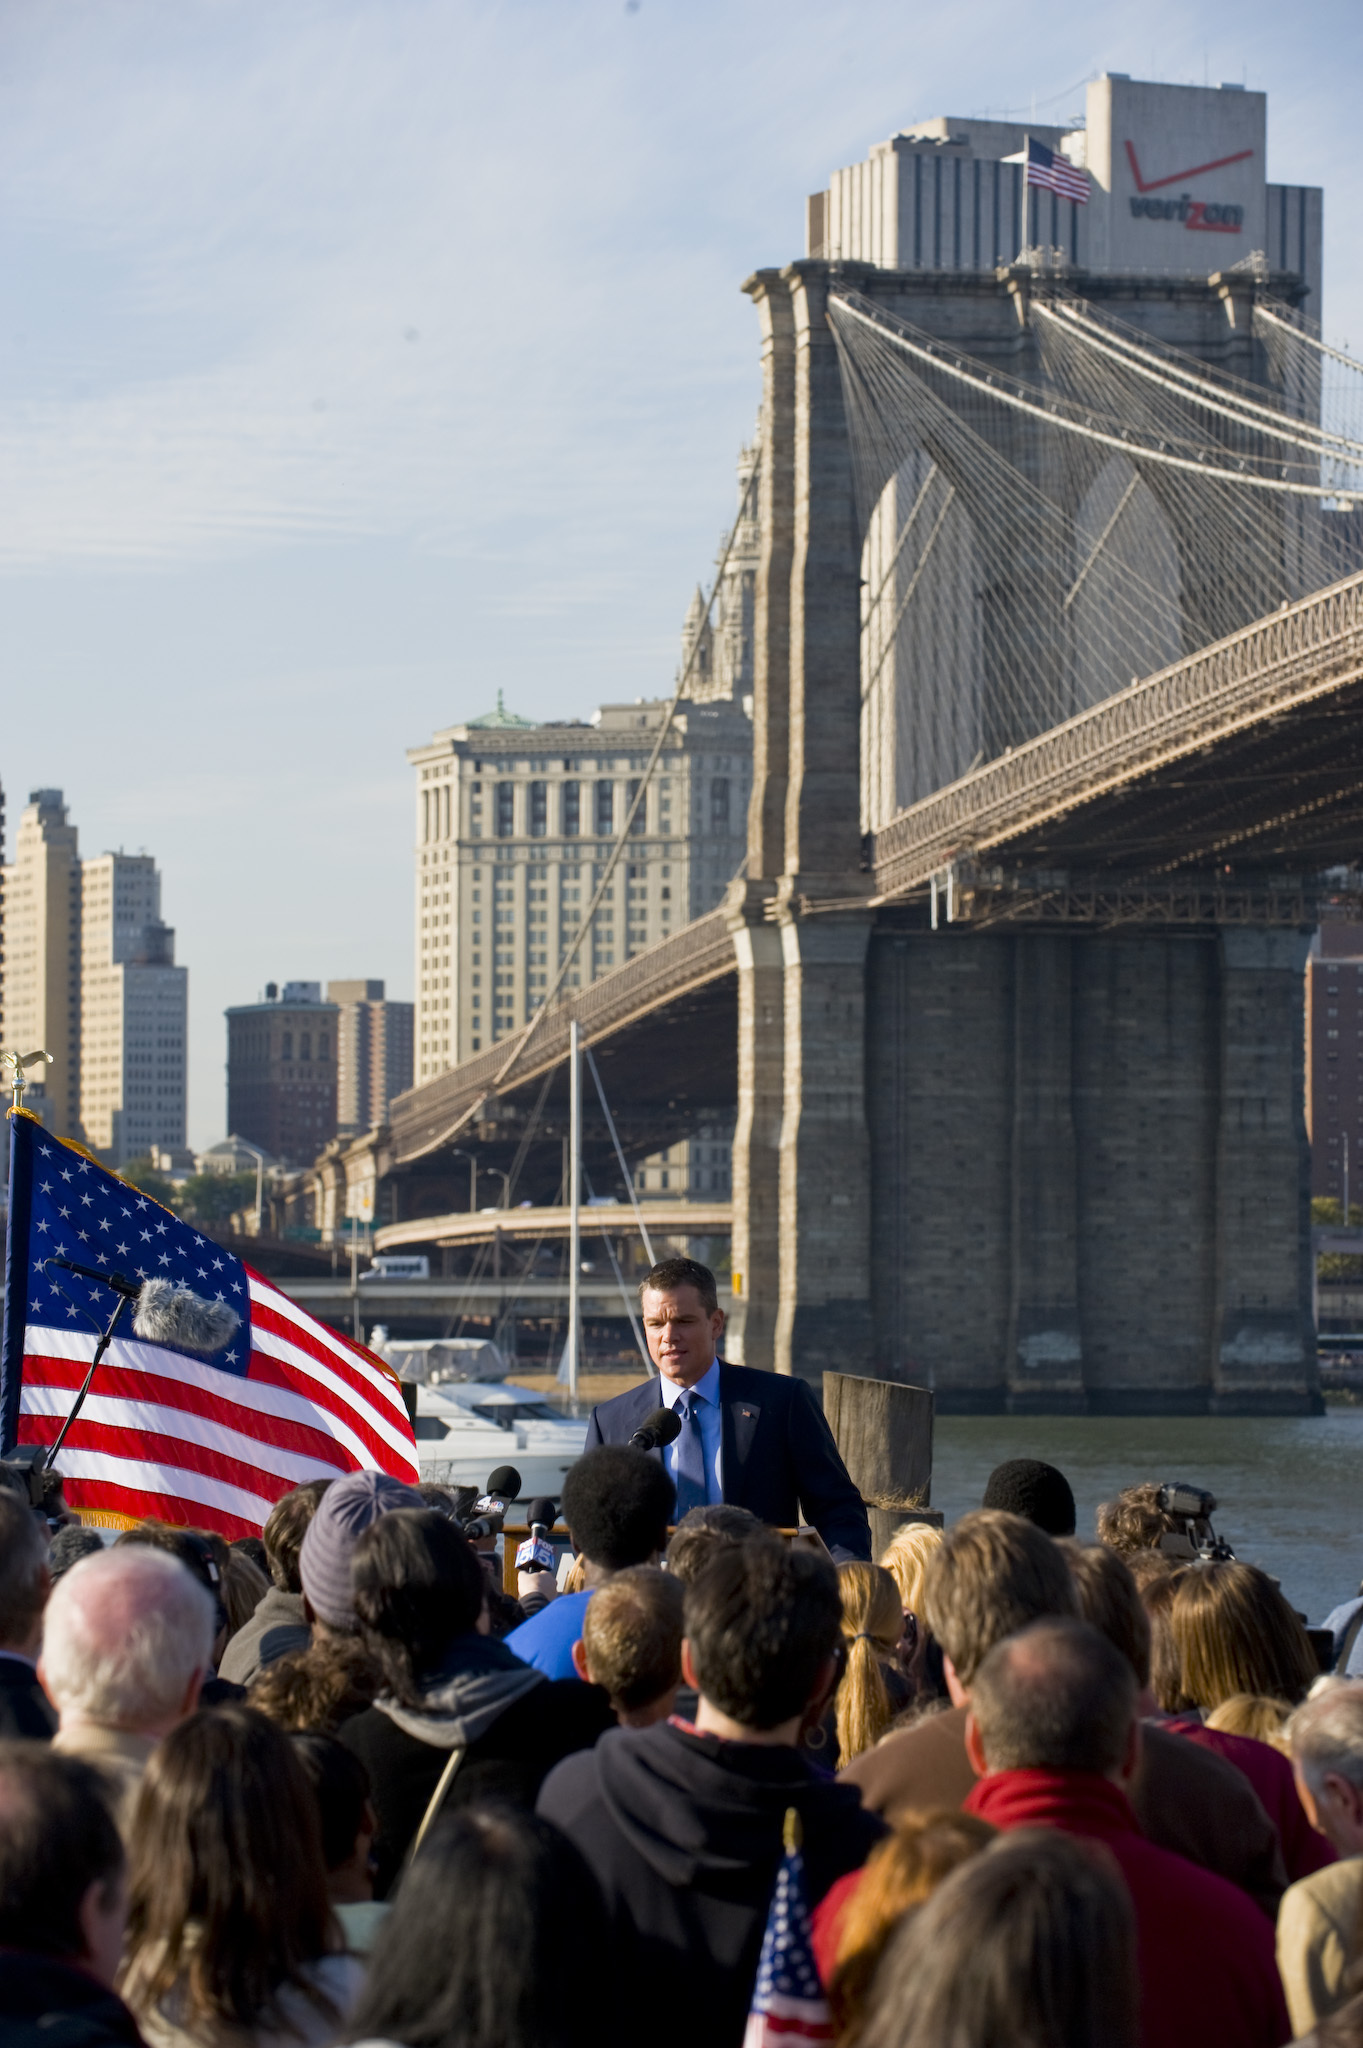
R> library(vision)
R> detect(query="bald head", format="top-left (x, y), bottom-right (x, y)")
top-left (40, 1545), bottom-right (215, 1734)
top-left (970, 1618), bottom-right (1138, 1778)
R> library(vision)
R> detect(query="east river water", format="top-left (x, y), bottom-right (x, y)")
top-left (931, 1409), bottom-right (1363, 1625)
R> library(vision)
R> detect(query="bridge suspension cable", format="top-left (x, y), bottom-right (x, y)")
top-left (1033, 297), bottom-right (1363, 468)
top-left (827, 286), bottom-right (1363, 833)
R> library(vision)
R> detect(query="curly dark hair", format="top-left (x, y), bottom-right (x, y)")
top-left (560, 1447), bottom-right (675, 1571)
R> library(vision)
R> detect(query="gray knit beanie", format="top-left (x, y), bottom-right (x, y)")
top-left (298, 1469), bottom-right (425, 1629)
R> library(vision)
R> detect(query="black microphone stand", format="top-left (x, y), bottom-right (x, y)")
top-left (43, 1281), bottom-right (133, 1471)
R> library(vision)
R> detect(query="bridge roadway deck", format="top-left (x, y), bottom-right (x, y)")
top-left (385, 569), bottom-right (1363, 1169)
top-left (373, 1200), bottom-right (732, 1253)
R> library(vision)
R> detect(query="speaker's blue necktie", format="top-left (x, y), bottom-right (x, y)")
top-left (672, 1390), bottom-right (708, 1519)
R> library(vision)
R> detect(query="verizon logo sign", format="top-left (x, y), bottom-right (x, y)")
top-left (1123, 140), bottom-right (1252, 236)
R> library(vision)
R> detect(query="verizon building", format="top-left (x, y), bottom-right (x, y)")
top-left (809, 74), bottom-right (1320, 310)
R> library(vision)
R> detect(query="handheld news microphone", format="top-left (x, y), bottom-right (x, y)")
top-left (629, 1408), bottom-right (682, 1453)
top-left (516, 1495), bottom-right (560, 1576)
top-left (475, 1464), bottom-right (523, 1517)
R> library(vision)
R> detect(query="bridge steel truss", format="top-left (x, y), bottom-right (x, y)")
top-left (870, 566), bottom-right (1363, 903)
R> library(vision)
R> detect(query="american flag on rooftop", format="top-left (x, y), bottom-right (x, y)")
top-left (744, 1810), bottom-right (834, 2048)
top-left (1022, 135), bottom-right (1089, 205)
top-left (1, 1111), bottom-right (417, 1537)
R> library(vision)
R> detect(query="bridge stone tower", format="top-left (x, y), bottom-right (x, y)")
top-left (726, 246), bottom-right (1322, 1413)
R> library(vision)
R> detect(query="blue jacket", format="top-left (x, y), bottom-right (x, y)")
top-left (584, 1360), bottom-right (870, 1560)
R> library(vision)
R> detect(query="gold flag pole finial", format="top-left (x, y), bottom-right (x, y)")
top-left (1, 1050), bottom-right (53, 1113)
top-left (782, 1807), bottom-right (803, 1855)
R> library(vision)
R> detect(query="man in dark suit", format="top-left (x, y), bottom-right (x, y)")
top-left (585, 1257), bottom-right (870, 1561)
top-left (0, 1489), bottom-right (56, 1739)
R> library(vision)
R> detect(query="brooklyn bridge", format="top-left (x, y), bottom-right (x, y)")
top-left (322, 95), bottom-right (1363, 1415)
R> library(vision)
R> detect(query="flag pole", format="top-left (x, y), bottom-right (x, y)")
top-left (567, 1019), bottom-right (581, 1400)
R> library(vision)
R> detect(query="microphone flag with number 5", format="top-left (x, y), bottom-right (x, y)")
top-left (1, 1110), bottom-right (417, 1536)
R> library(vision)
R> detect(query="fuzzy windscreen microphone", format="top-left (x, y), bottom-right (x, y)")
top-left (132, 1278), bottom-right (242, 1355)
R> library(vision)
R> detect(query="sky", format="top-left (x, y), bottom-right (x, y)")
top-left (2, 0), bottom-right (1359, 1150)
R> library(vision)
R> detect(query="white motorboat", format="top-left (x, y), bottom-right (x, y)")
top-left (411, 1378), bottom-right (587, 1503)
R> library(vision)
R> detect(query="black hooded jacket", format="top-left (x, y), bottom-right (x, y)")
top-left (537, 1720), bottom-right (885, 2048)
top-left (0, 1954), bottom-right (146, 2048)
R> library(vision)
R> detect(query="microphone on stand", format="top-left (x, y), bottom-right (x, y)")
top-left (629, 1409), bottom-right (682, 1453)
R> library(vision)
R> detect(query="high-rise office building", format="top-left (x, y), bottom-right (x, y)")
top-left (0, 795), bottom-right (189, 1165)
top-left (406, 440), bottom-right (757, 1082)
top-left (328, 980), bottom-right (414, 1133)
top-left (80, 853), bottom-right (188, 1168)
top-left (225, 981), bottom-right (339, 1168)
top-left (0, 791), bottom-right (82, 1136)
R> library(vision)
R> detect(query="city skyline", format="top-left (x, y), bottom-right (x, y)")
top-left (3, 2), bottom-right (1358, 1148)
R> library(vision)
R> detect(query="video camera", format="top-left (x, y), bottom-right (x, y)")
top-left (1156, 1481), bottom-right (1236, 1564)
top-left (0, 1446), bottom-right (68, 1526)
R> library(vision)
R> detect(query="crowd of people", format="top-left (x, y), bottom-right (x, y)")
top-left (2, 1435), bottom-right (1363, 2048)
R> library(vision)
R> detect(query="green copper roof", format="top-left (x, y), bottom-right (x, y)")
top-left (466, 688), bottom-right (537, 731)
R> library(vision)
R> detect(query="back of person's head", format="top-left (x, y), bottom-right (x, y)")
top-left (580, 1567), bottom-right (683, 1715)
top-left (878, 1522), bottom-right (943, 1614)
top-left (220, 1543), bottom-right (269, 1638)
top-left (640, 1255), bottom-right (718, 1312)
top-left (290, 1730), bottom-right (373, 1872)
top-left (828, 1809), bottom-right (995, 2042)
top-left (982, 1460), bottom-right (1076, 1537)
top-left (298, 1469), bottom-right (425, 1632)
top-left (1138, 1566), bottom-right (1193, 1713)
top-left (352, 1509), bottom-right (485, 1700)
top-left (341, 1806), bottom-right (611, 2048)
top-left (416, 1482), bottom-right (459, 1516)
top-left (248, 1633), bottom-right (384, 1734)
top-left (0, 1487), bottom-right (50, 1653)
top-left (1095, 1482), bottom-right (1182, 1556)
top-left (0, 1741), bottom-right (124, 1965)
top-left (560, 1446), bottom-right (674, 1572)
top-left (263, 1480), bottom-right (331, 1595)
top-left (1206, 1691), bottom-right (1293, 1753)
top-left (970, 1618), bottom-right (1137, 1776)
top-left (48, 1523), bottom-right (104, 1582)
top-left (835, 1563), bottom-right (903, 1765)
top-left (664, 1503), bottom-right (769, 1586)
top-left (114, 1521), bottom-right (229, 1643)
top-left (684, 1541), bottom-right (840, 1732)
top-left (1060, 1539), bottom-right (1151, 1689)
top-left (921, 1510), bottom-right (1076, 1687)
top-left (1171, 1560), bottom-right (1318, 1710)
top-left (856, 1828), bottom-right (1138, 2048)
top-left (42, 1544), bottom-right (215, 1732)
top-left (122, 1704), bottom-right (334, 2035)
top-left (1290, 1683), bottom-right (1363, 1804)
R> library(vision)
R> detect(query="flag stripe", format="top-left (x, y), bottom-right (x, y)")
top-left (18, 1411), bottom-right (342, 1499)
top-left (247, 1297), bottom-right (412, 1435)
top-left (245, 1337), bottom-right (413, 1471)
top-left (19, 1378), bottom-right (357, 1481)
top-left (31, 1444), bottom-right (283, 1528)
top-left (21, 1331), bottom-right (403, 1474)
top-left (247, 1274), bottom-right (409, 1420)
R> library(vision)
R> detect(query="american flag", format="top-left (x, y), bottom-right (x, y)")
top-left (1, 1111), bottom-right (417, 1537)
top-left (744, 1811), bottom-right (834, 2048)
top-left (1022, 136), bottom-right (1089, 205)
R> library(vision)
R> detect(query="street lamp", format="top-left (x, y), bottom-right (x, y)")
top-left (452, 1148), bottom-right (477, 1213)
top-left (234, 1139), bottom-right (268, 1237)
top-left (480, 1167), bottom-right (512, 1210)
